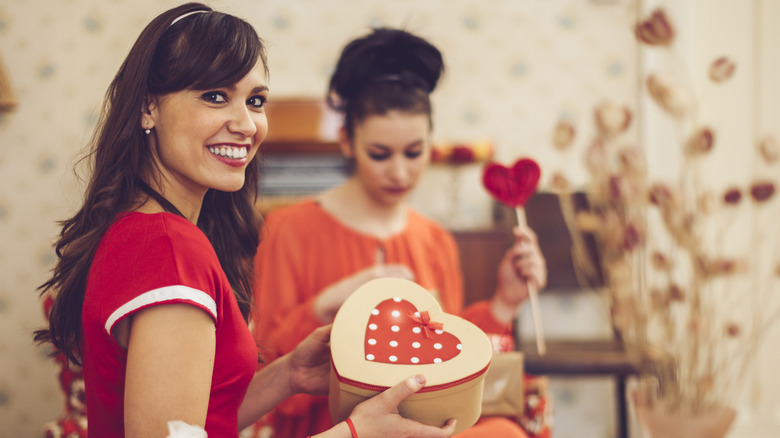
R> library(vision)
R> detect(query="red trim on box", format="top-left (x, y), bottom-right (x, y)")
top-left (332, 356), bottom-right (490, 393)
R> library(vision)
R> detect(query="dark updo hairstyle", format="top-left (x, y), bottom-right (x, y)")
top-left (35, 2), bottom-right (266, 366)
top-left (327, 27), bottom-right (444, 139)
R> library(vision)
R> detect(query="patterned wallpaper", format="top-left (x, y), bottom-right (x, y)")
top-left (0, 0), bottom-right (702, 436)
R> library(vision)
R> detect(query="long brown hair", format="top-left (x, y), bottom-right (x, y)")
top-left (34, 2), bottom-right (266, 366)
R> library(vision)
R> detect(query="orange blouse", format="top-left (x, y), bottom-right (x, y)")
top-left (252, 199), bottom-right (517, 438)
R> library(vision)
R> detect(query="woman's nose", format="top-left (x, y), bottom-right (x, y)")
top-left (227, 105), bottom-right (257, 137)
top-left (388, 156), bottom-right (409, 182)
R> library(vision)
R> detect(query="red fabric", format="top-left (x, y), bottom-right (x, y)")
top-left (251, 200), bottom-right (533, 438)
top-left (81, 212), bottom-right (257, 437)
top-left (42, 296), bottom-right (89, 438)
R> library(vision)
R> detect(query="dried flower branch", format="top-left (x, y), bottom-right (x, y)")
top-left (552, 6), bottom-right (780, 418)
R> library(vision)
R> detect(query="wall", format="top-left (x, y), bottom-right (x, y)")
top-left (0, 0), bottom-right (776, 437)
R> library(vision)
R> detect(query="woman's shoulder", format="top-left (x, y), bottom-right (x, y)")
top-left (104, 212), bottom-right (214, 258)
top-left (405, 209), bottom-right (456, 244)
top-left (406, 209), bottom-right (450, 233)
top-left (263, 198), bottom-right (325, 229)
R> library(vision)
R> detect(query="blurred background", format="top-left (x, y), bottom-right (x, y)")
top-left (0, 0), bottom-right (778, 437)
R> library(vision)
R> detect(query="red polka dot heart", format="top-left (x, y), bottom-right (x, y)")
top-left (365, 298), bottom-right (462, 365)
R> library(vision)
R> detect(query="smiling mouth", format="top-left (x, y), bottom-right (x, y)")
top-left (208, 145), bottom-right (248, 159)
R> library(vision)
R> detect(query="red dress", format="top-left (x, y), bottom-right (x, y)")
top-left (250, 200), bottom-right (549, 438)
top-left (81, 212), bottom-right (257, 437)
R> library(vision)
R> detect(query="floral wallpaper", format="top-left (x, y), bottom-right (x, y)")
top-left (0, 0), bottom-right (777, 437)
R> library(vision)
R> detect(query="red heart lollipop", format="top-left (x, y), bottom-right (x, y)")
top-left (482, 158), bottom-right (541, 207)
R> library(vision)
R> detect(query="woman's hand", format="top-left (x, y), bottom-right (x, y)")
top-left (287, 325), bottom-right (333, 396)
top-left (317, 374), bottom-right (456, 438)
top-left (314, 264), bottom-right (414, 323)
top-left (238, 325), bottom-right (333, 428)
top-left (492, 227), bottom-right (547, 323)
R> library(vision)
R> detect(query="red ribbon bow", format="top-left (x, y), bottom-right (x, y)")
top-left (410, 310), bottom-right (444, 339)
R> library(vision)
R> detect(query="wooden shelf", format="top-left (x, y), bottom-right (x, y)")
top-left (260, 140), bottom-right (341, 155)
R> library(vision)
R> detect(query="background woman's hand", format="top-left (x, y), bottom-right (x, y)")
top-left (314, 264), bottom-right (414, 323)
top-left (347, 374), bottom-right (456, 438)
top-left (492, 227), bottom-right (547, 322)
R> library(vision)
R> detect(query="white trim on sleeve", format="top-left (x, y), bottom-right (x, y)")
top-left (104, 285), bottom-right (218, 335)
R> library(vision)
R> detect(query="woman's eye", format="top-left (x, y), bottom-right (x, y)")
top-left (368, 152), bottom-right (390, 161)
top-left (405, 149), bottom-right (423, 159)
top-left (202, 92), bottom-right (227, 104)
top-left (248, 95), bottom-right (267, 109)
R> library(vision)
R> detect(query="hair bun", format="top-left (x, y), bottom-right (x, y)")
top-left (329, 27), bottom-right (444, 104)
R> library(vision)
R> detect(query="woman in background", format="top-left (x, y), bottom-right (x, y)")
top-left (34, 4), bottom-right (457, 437)
top-left (252, 28), bottom-right (552, 438)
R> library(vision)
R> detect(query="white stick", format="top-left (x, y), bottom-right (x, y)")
top-left (516, 206), bottom-right (546, 356)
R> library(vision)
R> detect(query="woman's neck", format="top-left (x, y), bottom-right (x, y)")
top-left (134, 179), bottom-right (203, 224)
top-left (318, 178), bottom-right (408, 239)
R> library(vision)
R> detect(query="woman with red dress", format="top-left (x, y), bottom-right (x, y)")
top-left (34, 4), bottom-right (457, 437)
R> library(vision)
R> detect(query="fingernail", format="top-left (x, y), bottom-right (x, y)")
top-left (414, 374), bottom-right (426, 386)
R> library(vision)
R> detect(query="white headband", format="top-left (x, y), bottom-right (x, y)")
top-left (170, 10), bottom-right (208, 26)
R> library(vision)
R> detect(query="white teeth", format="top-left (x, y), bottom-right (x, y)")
top-left (209, 146), bottom-right (247, 159)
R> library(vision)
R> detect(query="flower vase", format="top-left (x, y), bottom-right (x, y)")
top-left (632, 386), bottom-right (736, 438)
top-left (635, 404), bottom-right (736, 438)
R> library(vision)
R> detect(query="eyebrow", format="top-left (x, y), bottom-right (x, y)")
top-left (224, 84), bottom-right (269, 94)
top-left (368, 139), bottom-right (424, 150)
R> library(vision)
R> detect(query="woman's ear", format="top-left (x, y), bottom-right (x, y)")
top-left (140, 96), bottom-right (158, 131)
top-left (338, 126), bottom-right (354, 158)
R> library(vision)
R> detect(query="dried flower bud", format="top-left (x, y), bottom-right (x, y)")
top-left (635, 8), bottom-right (675, 46)
top-left (725, 322), bottom-right (741, 337)
top-left (550, 172), bottom-right (570, 192)
top-left (750, 181), bottom-right (776, 202)
top-left (759, 135), bottom-right (780, 163)
top-left (553, 120), bottom-right (576, 150)
top-left (609, 175), bottom-right (627, 199)
top-left (646, 73), bottom-right (689, 117)
top-left (594, 101), bottom-right (632, 138)
top-left (648, 183), bottom-right (679, 209)
top-left (651, 251), bottom-right (673, 271)
top-left (668, 284), bottom-right (685, 302)
top-left (698, 256), bottom-right (749, 278)
top-left (584, 139), bottom-right (608, 175)
top-left (623, 221), bottom-right (645, 251)
top-left (685, 127), bottom-right (715, 157)
top-left (723, 187), bottom-right (742, 205)
top-left (618, 146), bottom-right (647, 179)
top-left (709, 57), bottom-right (737, 82)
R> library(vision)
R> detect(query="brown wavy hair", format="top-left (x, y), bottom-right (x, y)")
top-left (34, 2), bottom-right (266, 366)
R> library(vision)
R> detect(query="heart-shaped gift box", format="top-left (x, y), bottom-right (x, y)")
top-left (329, 278), bottom-right (493, 434)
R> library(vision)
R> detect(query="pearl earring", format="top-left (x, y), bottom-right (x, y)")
top-left (145, 129), bottom-right (151, 135)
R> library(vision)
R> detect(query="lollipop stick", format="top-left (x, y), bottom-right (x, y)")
top-left (515, 206), bottom-right (546, 356)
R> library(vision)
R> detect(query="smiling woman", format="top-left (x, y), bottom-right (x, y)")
top-left (33, 3), bottom-right (458, 438)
